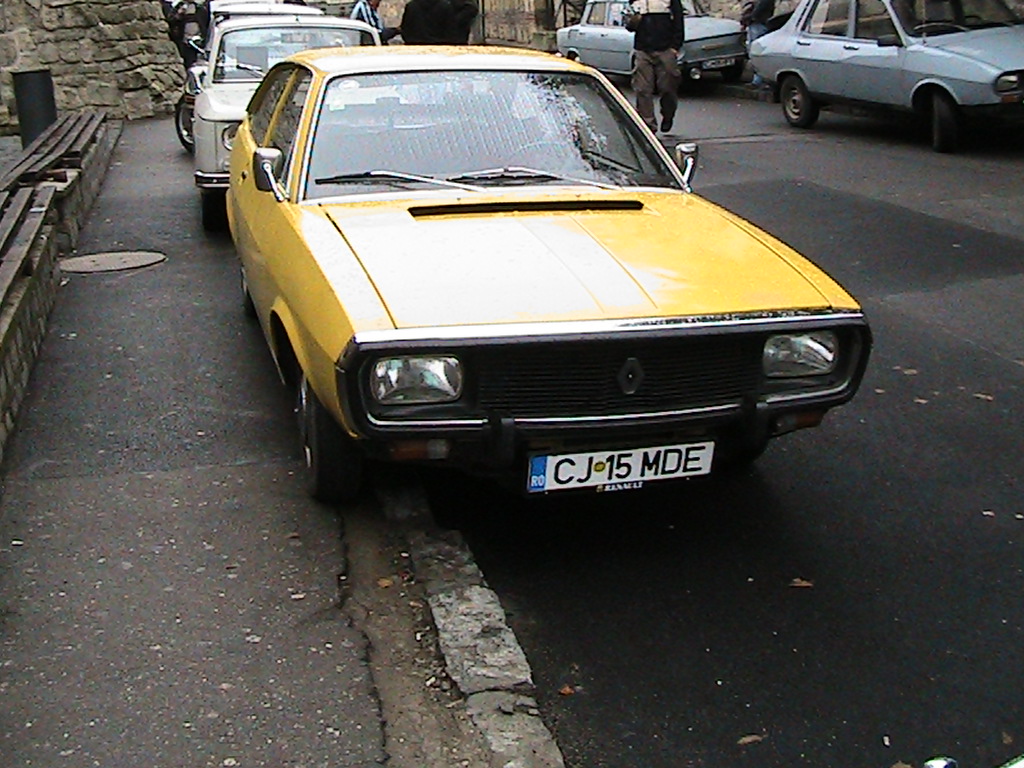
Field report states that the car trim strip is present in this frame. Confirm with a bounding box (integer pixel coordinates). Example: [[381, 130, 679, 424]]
[[350, 310, 867, 346]]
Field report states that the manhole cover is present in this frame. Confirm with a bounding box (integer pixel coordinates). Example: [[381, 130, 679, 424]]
[[60, 250, 166, 273]]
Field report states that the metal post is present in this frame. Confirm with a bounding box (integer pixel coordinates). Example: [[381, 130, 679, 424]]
[[12, 69, 58, 149]]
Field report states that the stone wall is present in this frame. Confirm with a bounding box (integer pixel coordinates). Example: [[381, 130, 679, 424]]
[[0, 1, 183, 135]]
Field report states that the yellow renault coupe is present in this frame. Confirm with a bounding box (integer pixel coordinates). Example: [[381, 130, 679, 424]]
[[227, 46, 871, 502]]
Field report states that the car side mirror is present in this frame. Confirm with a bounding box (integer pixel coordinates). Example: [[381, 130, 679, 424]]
[[877, 34, 903, 47], [253, 147, 287, 202], [673, 142, 699, 192]]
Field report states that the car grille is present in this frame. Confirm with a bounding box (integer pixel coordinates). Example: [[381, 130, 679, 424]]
[[474, 335, 764, 418]]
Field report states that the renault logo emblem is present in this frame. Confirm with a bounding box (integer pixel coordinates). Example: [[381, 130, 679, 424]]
[[617, 357, 644, 395]]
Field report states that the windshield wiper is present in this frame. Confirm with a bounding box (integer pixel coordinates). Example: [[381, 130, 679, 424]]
[[446, 166, 615, 189], [314, 170, 483, 191]]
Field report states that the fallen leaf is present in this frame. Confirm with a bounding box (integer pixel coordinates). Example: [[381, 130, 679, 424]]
[[902, 368, 919, 375], [973, 393, 995, 401], [789, 578, 814, 588], [982, 510, 996, 517], [914, 398, 929, 404], [1003, 731, 1013, 745], [558, 684, 576, 696], [737, 733, 765, 745], [377, 577, 394, 589], [891, 762, 914, 768]]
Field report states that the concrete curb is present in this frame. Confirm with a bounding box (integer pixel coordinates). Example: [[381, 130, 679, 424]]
[[407, 529, 566, 768]]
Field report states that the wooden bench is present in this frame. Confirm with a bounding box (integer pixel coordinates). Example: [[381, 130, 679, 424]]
[[0, 109, 107, 192]]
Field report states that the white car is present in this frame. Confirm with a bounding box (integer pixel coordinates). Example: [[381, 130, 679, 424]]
[[749, 0, 1024, 152], [193, 15, 380, 230], [174, 1, 325, 154], [556, 0, 747, 83]]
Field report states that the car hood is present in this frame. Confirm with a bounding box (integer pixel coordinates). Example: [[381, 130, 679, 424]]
[[195, 83, 257, 121], [321, 190, 858, 330], [921, 26, 1024, 70]]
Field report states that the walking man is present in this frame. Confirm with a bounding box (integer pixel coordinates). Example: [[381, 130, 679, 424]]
[[627, 0, 684, 133]]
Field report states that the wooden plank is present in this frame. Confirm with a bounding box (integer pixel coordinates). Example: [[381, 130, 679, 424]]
[[66, 110, 106, 165], [0, 186, 54, 309], [0, 188, 35, 259]]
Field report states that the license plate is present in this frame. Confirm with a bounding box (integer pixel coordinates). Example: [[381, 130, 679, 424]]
[[702, 57, 736, 70], [527, 441, 714, 493]]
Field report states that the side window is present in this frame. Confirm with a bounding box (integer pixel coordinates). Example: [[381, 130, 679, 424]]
[[267, 70, 312, 183], [249, 67, 294, 145], [805, 0, 852, 34], [586, 2, 609, 25], [855, 0, 898, 37]]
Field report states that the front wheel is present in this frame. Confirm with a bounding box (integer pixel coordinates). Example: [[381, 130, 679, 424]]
[[780, 75, 819, 128], [174, 95, 194, 154], [297, 374, 363, 503], [930, 91, 960, 153]]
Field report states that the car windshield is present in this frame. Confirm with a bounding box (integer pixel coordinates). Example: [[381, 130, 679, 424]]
[[214, 26, 374, 82], [304, 70, 682, 199], [891, 0, 1022, 35]]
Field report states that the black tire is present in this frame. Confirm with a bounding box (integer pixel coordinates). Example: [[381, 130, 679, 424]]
[[780, 74, 819, 128], [721, 61, 745, 84], [930, 91, 960, 153], [297, 374, 363, 503], [200, 189, 227, 232], [174, 95, 194, 154]]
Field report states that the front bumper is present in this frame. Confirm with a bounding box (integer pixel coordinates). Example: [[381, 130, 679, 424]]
[[334, 311, 872, 475], [194, 170, 229, 190]]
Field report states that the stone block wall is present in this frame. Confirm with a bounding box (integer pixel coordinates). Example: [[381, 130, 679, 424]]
[[0, 0, 182, 135]]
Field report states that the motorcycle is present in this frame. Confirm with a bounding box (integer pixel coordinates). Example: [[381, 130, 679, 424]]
[[174, 38, 205, 154]]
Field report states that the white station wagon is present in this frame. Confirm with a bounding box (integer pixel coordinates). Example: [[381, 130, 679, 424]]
[[749, 0, 1024, 152], [557, 0, 747, 83], [193, 14, 379, 230]]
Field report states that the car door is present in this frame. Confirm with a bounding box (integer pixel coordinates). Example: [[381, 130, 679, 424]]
[[792, 0, 855, 98], [837, 0, 907, 106], [601, 1, 638, 74], [571, 2, 611, 70], [230, 64, 312, 321]]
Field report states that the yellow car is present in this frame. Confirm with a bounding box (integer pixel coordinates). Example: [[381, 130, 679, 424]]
[[227, 45, 871, 501]]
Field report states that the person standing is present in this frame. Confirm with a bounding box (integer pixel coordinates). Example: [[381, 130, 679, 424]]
[[743, 0, 775, 85], [399, 0, 478, 44], [627, 0, 684, 134], [351, 0, 400, 42]]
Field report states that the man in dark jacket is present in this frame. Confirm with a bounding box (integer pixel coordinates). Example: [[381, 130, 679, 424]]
[[400, 0, 479, 44], [629, 0, 684, 133]]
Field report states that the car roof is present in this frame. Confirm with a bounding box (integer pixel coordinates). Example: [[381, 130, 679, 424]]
[[211, 15, 375, 34], [288, 45, 593, 76], [212, 3, 325, 19]]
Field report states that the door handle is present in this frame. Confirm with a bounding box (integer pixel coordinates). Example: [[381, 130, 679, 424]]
[[843, 44, 859, 49], [241, 170, 248, 181], [796, 40, 811, 46]]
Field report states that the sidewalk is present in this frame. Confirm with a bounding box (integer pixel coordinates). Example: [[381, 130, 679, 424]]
[[0, 118, 388, 768]]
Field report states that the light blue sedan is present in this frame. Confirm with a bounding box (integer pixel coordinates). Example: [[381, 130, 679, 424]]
[[557, 0, 748, 83], [749, 0, 1024, 152]]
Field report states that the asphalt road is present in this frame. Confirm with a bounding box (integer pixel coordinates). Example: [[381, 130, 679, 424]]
[[428, 87, 1024, 768]]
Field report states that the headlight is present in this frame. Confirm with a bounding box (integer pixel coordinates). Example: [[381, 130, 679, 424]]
[[763, 331, 838, 377], [370, 356, 463, 404], [995, 73, 1021, 93], [221, 123, 239, 151]]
